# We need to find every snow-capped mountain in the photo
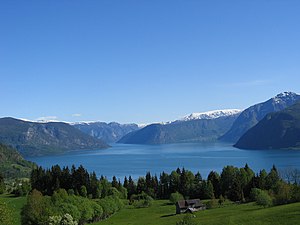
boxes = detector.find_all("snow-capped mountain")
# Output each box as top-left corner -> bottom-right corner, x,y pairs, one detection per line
72,121 -> 140,143
220,91 -> 300,143
271,91 -> 300,104
179,109 -> 242,121
119,109 -> 241,145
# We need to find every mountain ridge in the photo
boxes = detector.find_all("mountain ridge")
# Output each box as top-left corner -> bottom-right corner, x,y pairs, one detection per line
179,109 -> 242,121
72,121 -> 139,143
118,113 -> 239,144
220,92 -> 300,143
0,117 -> 109,156
234,101 -> 300,149
0,143 -> 36,178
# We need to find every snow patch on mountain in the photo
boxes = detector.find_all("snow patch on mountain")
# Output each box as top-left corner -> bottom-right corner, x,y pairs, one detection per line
272,92 -> 299,104
179,109 -> 242,121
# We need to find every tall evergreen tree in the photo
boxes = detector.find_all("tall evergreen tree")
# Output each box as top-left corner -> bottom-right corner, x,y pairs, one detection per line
123,176 -> 128,189
159,172 -> 170,199
266,165 -> 281,191
137,177 -> 147,194
127,176 -> 136,198
207,171 -> 221,197
112,176 -> 119,189
179,168 -> 189,197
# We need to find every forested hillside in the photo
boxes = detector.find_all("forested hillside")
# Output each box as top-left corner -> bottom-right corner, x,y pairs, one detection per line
0,144 -> 35,178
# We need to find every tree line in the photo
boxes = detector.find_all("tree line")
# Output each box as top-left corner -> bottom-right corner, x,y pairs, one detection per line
30,163 -> 300,203
18,164 -> 300,225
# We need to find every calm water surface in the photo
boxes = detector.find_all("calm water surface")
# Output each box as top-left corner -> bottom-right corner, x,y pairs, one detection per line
26,142 -> 300,180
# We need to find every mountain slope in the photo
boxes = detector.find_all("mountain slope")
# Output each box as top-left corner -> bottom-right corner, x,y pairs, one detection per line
179,109 -> 242,121
0,144 -> 35,178
220,92 -> 300,143
118,113 -> 239,144
73,122 -> 139,143
0,117 -> 109,156
234,101 -> 300,150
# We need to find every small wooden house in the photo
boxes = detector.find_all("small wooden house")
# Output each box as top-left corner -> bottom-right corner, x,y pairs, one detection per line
176,199 -> 206,214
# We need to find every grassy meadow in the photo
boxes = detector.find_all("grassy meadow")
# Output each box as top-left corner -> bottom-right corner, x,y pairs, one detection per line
1,195 -> 300,225
0,194 -> 26,225
93,200 -> 300,225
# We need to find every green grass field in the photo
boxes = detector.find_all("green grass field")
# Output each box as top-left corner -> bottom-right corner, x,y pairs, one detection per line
0,194 -> 26,225
1,195 -> 300,225
92,200 -> 300,225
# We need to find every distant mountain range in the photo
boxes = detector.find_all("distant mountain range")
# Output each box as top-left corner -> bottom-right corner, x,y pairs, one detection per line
0,91 -> 299,156
118,110 -> 241,144
0,117 -> 109,156
220,92 -> 300,143
235,101 -> 300,150
72,122 -> 139,143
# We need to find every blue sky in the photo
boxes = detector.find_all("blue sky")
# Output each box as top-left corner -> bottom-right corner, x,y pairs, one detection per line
1,1 -> 300,124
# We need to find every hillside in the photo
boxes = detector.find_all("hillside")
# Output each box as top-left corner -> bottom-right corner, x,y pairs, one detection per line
220,92 -> 300,143
235,101 -> 300,150
2,197 -> 300,225
73,122 -> 139,143
93,200 -> 300,225
118,114 -> 239,144
0,117 -> 109,156
0,144 -> 35,178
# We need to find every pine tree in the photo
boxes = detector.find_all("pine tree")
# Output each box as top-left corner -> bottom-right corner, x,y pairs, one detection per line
207,171 -> 220,197
112,176 -> 119,189
127,176 -> 136,198
123,176 -> 129,189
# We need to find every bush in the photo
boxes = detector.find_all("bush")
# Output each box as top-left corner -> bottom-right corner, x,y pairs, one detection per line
49,213 -> 78,225
250,188 -> 263,201
96,196 -> 123,219
206,198 -> 218,209
132,199 -> 152,208
176,215 -> 197,225
0,202 -> 13,225
256,191 -> 272,207
130,192 -> 153,208
291,185 -> 300,202
218,195 -> 225,206
21,190 -> 54,225
274,182 -> 292,205
250,188 -> 272,207
80,186 -> 87,198
170,192 -> 184,204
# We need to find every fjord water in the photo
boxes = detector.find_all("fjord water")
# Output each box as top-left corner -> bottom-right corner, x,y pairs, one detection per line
27,142 -> 300,180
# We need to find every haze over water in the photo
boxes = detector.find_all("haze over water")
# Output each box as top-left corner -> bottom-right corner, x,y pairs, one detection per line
26,142 -> 300,180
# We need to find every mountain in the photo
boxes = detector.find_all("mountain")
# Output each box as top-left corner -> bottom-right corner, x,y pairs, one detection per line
234,101 -> 300,150
179,109 -> 242,121
0,143 -> 35,178
118,110 -> 240,144
72,122 -> 139,143
220,92 -> 300,143
0,117 -> 109,156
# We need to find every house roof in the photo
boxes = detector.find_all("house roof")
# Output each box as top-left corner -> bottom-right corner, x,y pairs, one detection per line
177,200 -> 187,209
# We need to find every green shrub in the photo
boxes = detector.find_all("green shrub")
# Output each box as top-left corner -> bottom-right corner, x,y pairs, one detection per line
49,213 -> 78,225
176,215 -> 197,225
0,202 -> 13,225
218,195 -> 225,206
256,191 -> 272,207
206,198 -> 218,209
250,188 -> 263,201
169,192 -> 184,204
